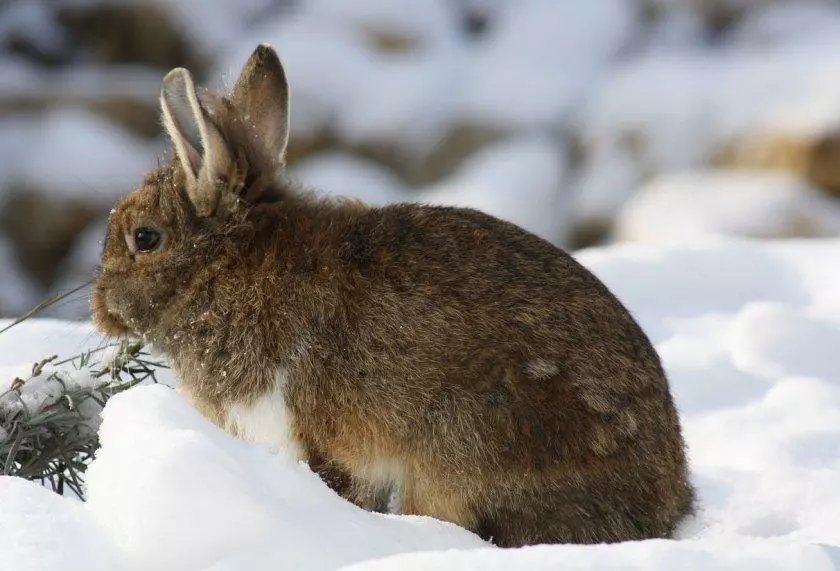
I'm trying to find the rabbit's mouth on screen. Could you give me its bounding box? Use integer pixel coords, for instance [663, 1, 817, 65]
[91, 283, 131, 338]
[96, 309, 130, 338]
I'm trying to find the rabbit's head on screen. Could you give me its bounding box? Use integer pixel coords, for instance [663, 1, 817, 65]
[92, 44, 291, 340]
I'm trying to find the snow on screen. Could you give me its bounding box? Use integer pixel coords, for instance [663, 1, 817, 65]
[615, 170, 840, 243]
[572, 37, 840, 228]
[457, 0, 638, 131]
[2, 238, 840, 569]
[84, 386, 484, 571]
[291, 153, 406, 207]
[0, 476, 114, 571]
[0, 236, 38, 315]
[217, 0, 637, 152]
[0, 361, 105, 420]
[0, 109, 160, 200]
[0, 319, 99, 369]
[416, 136, 569, 244]
[0, 60, 163, 101]
[155, 0, 277, 57]
[344, 539, 839, 571]
[291, 137, 569, 245]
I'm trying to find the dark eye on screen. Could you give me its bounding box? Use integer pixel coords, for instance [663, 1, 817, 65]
[133, 227, 161, 252]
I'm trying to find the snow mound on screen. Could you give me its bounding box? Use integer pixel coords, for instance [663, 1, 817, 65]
[573, 38, 840, 227]
[292, 138, 568, 245]
[0, 477, 114, 571]
[416, 137, 569, 244]
[458, 0, 637, 130]
[85, 385, 485, 571]
[0, 109, 160, 200]
[342, 539, 839, 571]
[615, 170, 840, 243]
[291, 152, 407, 207]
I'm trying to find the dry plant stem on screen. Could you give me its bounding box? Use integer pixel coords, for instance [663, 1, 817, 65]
[0, 280, 92, 337]
[1, 289, 166, 498]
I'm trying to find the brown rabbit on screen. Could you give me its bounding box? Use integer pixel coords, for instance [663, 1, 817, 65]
[92, 44, 694, 547]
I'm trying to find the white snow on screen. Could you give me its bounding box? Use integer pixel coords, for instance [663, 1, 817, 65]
[0, 236, 38, 315]
[155, 0, 277, 57]
[217, 0, 637, 153]
[457, 0, 638, 131]
[0, 476, 114, 571]
[416, 136, 569, 244]
[291, 152, 407, 207]
[0, 60, 163, 101]
[0, 361, 105, 420]
[615, 170, 840, 243]
[0, 319, 100, 368]
[2, 238, 840, 570]
[0, 109, 161, 200]
[343, 539, 839, 571]
[84, 386, 483, 571]
[572, 37, 840, 228]
[291, 138, 569, 245]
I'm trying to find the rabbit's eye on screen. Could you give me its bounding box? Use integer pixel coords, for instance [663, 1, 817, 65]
[133, 227, 161, 253]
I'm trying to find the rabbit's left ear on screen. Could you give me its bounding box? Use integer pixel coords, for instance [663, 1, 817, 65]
[229, 44, 290, 165]
[160, 67, 233, 217]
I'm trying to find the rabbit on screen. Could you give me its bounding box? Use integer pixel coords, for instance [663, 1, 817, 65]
[92, 44, 694, 547]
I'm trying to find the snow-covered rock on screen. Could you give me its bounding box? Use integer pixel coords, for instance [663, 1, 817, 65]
[615, 170, 840, 243]
[572, 29, 840, 228]
[291, 152, 407, 207]
[291, 138, 569, 246]
[457, 0, 638, 131]
[0, 109, 159, 200]
[417, 136, 569, 245]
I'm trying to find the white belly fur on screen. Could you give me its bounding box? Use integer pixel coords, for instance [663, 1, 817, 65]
[225, 368, 303, 460]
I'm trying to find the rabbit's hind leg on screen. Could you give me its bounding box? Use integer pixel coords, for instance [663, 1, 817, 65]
[399, 472, 481, 535]
[473, 482, 652, 547]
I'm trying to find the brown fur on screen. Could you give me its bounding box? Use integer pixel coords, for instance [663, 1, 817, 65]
[92, 44, 694, 547]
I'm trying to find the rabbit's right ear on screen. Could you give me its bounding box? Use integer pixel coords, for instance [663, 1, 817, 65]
[160, 68, 234, 217]
[229, 44, 290, 165]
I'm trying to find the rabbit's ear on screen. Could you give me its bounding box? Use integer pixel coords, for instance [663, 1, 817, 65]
[229, 44, 290, 164]
[160, 68, 233, 217]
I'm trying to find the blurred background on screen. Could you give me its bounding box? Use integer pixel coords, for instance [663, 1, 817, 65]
[2, 0, 840, 320]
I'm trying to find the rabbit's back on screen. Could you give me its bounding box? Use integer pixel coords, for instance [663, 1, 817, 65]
[282, 202, 694, 546]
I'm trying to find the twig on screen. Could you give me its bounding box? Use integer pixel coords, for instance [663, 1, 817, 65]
[0, 281, 92, 337]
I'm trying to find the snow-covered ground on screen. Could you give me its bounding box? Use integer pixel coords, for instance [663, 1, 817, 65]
[2, 237, 839, 570]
